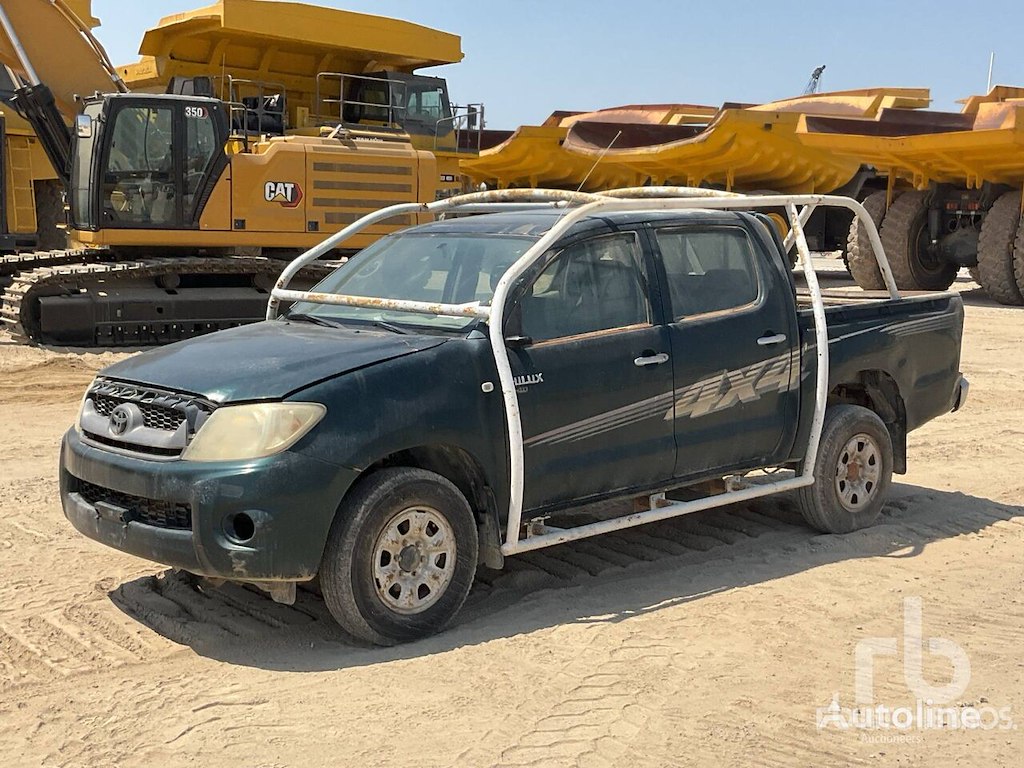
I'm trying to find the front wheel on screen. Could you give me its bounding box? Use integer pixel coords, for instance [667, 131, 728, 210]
[796, 405, 893, 534]
[320, 467, 479, 645]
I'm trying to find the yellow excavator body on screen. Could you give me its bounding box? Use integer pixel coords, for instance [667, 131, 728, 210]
[74, 131, 436, 252]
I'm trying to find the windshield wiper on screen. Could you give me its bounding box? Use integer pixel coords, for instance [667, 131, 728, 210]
[285, 313, 343, 328]
[370, 320, 410, 335]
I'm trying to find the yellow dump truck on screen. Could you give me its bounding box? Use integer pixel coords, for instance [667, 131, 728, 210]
[797, 86, 1024, 304]
[0, 0, 485, 346]
[0, 0, 99, 252]
[461, 88, 931, 252]
[115, 0, 483, 202]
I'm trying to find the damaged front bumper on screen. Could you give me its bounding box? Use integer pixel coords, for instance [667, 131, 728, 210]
[60, 428, 357, 593]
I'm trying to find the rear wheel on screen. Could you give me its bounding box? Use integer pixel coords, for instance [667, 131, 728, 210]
[880, 190, 958, 291]
[796, 405, 893, 534]
[968, 266, 981, 284]
[320, 467, 478, 645]
[846, 190, 890, 290]
[977, 191, 1024, 305]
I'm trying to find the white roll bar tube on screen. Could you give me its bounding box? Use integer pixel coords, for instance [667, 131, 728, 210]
[267, 188, 901, 557]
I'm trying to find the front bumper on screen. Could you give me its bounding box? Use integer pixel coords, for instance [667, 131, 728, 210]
[60, 428, 357, 581]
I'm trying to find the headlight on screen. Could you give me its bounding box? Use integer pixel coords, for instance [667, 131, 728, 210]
[181, 402, 326, 462]
[75, 382, 94, 433]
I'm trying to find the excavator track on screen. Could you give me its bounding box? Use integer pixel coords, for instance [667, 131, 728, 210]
[0, 248, 107, 279]
[1, 254, 338, 346]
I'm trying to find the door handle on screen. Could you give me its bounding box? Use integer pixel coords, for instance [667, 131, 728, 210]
[757, 333, 787, 346]
[634, 352, 670, 367]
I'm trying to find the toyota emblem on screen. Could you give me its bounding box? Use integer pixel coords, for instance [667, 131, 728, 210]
[109, 404, 132, 436]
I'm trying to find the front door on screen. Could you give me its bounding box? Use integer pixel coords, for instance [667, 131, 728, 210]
[507, 230, 676, 511]
[651, 223, 799, 478]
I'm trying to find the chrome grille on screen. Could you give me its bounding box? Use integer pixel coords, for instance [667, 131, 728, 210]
[80, 378, 216, 457]
[92, 394, 185, 431]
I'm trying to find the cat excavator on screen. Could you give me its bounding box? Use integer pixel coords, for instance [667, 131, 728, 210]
[0, 0, 478, 346]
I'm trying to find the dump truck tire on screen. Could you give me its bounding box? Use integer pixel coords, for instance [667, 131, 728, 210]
[880, 190, 958, 291]
[977, 192, 1024, 306]
[968, 266, 981, 284]
[1015, 221, 1024, 298]
[846, 190, 889, 291]
[33, 180, 67, 252]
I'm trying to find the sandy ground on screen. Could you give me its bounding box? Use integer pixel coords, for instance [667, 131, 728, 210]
[0, 267, 1021, 767]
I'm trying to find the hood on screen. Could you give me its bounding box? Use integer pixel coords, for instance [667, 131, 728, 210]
[100, 321, 447, 402]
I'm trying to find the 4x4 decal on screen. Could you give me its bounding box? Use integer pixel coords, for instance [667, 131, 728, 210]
[525, 349, 799, 448]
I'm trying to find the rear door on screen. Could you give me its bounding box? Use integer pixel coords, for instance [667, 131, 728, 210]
[651, 220, 799, 478]
[506, 230, 676, 510]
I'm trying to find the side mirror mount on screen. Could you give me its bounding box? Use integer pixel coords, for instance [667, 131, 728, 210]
[502, 300, 530, 347]
[504, 334, 533, 348]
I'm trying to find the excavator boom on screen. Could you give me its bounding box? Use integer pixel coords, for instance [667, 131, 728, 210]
[0, 0, 125, 108]
[0, 0, 127, 184]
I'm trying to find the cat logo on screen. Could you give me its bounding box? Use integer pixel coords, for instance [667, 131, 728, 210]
[264, 181, 303, 208]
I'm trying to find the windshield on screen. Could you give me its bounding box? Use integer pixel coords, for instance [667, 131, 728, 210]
[287, 232, 537, 331]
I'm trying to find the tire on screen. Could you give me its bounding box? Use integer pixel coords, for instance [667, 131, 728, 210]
[320, 467, 479, 645]
[846, 190, 890, 290]
[1015, 220, 1024, 298]
[796, 405, 894, 534]
[880, 190, 958, 291]
[33, 180, 67, 251]
[968, 266, 981, 285]
[977, 191, 1024, 305]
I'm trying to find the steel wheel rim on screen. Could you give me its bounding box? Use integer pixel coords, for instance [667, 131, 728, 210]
[372, 506, 456, 615]
[911, 219, 946, 275]
[834, 432, 882, 512]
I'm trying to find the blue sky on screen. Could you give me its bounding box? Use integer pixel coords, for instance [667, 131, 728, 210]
[94, 0, 1024, 129]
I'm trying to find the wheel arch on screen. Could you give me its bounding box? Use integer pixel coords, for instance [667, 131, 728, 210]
[828, 369, 907, 474]
[342, 443, 503, 568]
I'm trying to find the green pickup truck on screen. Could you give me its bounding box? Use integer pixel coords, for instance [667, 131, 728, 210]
[60, 190, 968, 645]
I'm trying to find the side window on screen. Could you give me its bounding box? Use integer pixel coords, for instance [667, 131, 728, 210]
[656, 227, 761, 319]
[518, 233, 650, 342]
[184, 107, 218, 217]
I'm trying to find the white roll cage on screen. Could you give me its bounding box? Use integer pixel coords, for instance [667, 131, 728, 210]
[268, 187, 900, 557]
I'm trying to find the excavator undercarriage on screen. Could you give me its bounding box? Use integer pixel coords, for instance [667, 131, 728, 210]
[1, 251, 335, 345]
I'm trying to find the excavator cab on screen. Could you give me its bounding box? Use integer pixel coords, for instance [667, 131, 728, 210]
[71, 94, 229, 233]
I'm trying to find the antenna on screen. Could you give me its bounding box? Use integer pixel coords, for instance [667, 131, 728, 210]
[987, 52, 995, 92]
[575, 130, 622, 192]
[804, 65, 826, 95]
